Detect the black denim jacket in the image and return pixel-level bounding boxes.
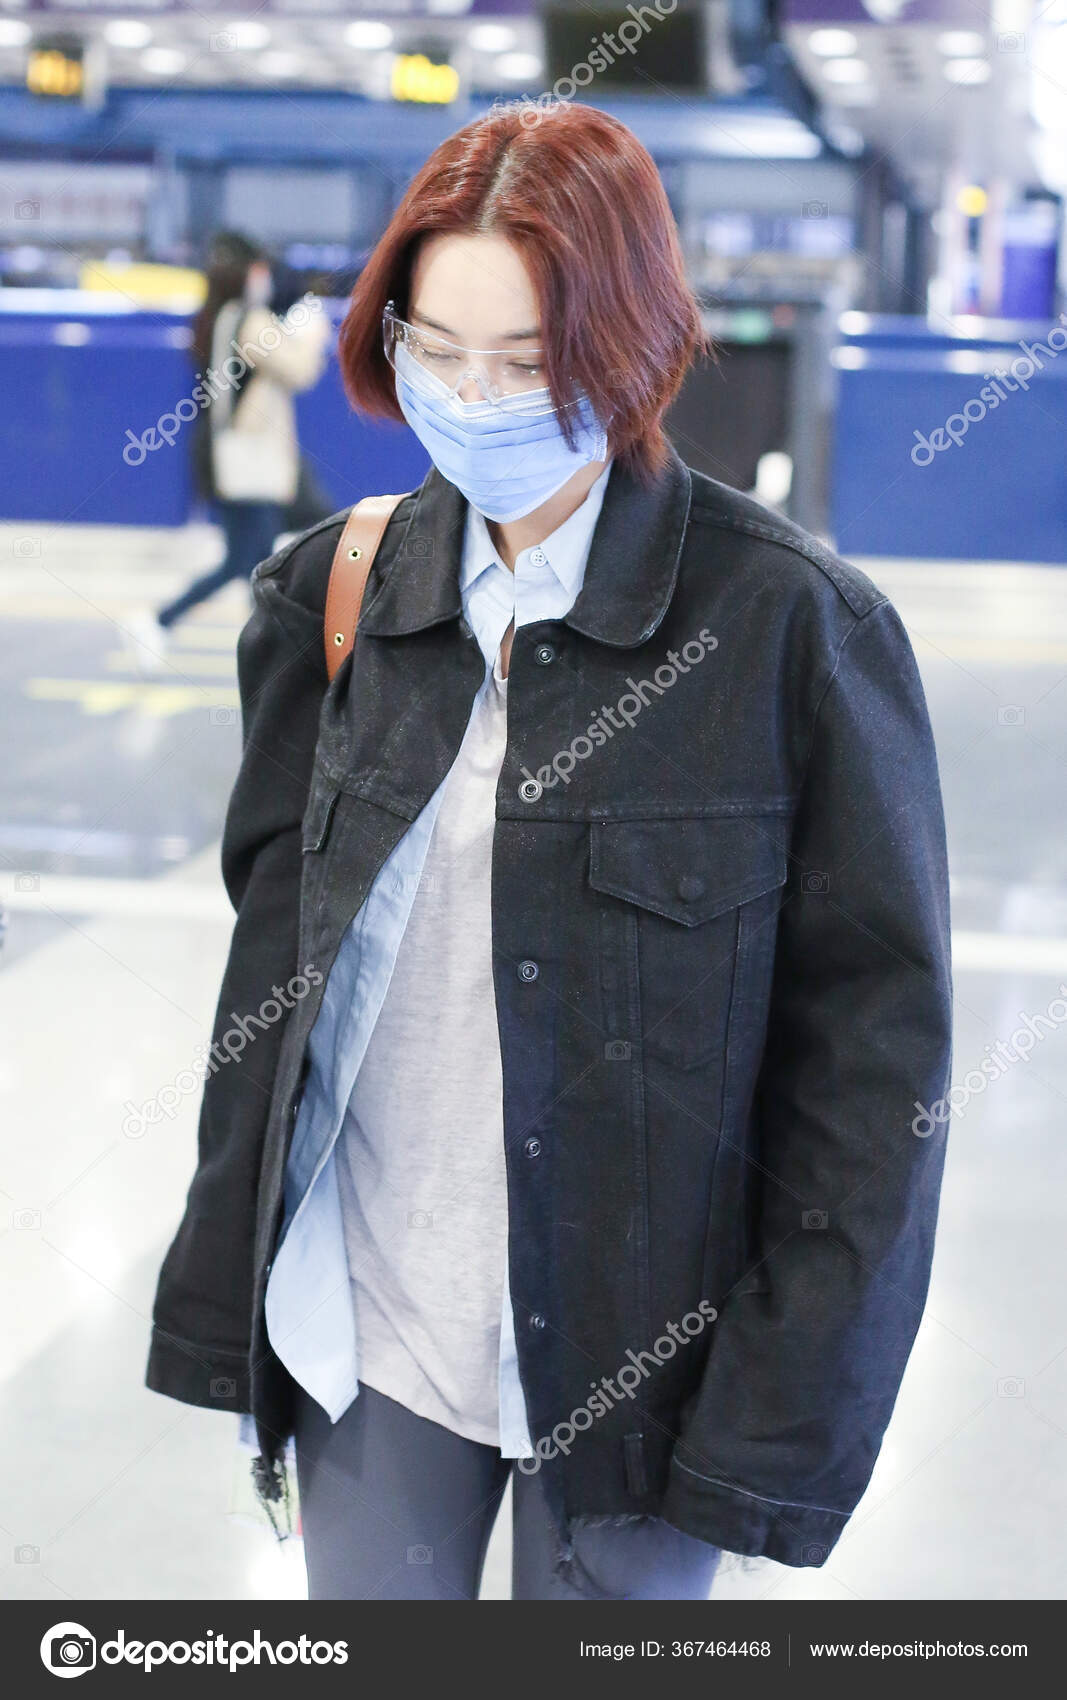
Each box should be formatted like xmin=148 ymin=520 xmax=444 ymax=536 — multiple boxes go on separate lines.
xmin=145 ymin=447 xmax=952 ymax=1568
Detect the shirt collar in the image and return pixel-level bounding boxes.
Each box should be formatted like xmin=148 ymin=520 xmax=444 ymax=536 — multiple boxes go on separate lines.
xmin=356 ymin=446 xmax=692 ymax=650
xmin=458 ymin=459 xmax=614 ymax=612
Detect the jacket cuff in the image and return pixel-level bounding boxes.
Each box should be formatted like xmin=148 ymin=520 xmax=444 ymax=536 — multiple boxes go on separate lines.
xmin=660 ymin=1457 xmax=849 ymax=1568
xmin=145 ymin=1326 xmax=251 ymax=1413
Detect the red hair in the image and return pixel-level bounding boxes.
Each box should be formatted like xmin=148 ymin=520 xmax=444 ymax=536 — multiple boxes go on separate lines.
xmin=338 ymin=102 xmax=705 ymax=480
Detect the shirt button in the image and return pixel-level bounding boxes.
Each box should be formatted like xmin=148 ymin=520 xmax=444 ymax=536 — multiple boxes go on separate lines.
xmin=519 ymin=777 xmax=542 ymax=802
xmin=677 ymin=873 xmax=706 ymax=902
xmin=529 ymin=547 xmax=547 ymax=566
xmin=524 ymin=1136 xmax=542 ymax=1159
xmin=534 ymin=643 xmax=556 ymax=665
xmin=517 ymin=959 xmax=539 ymax=982
xmin=529 ymin=1312 xmax=547 ymax=1330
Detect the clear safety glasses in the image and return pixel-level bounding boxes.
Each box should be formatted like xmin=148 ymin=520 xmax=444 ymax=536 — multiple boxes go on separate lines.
xmin=382 ymin=301 xmax=559 ymax=415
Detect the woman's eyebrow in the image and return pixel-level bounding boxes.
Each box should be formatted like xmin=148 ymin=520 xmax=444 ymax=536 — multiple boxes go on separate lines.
xmin=410 ymin=308 xmax=542 ymax=343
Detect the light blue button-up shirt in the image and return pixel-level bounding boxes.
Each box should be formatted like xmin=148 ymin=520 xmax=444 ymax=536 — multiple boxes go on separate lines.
xmin=242 ymin=462 xmax=612 ymax=1458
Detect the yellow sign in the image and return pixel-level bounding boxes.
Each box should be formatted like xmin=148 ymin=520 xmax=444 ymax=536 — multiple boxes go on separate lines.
xmin=27 ymin=46 xmax=84 ymax=99
xmin=390 ymin=53 xmax=459 ymax=105
xmin=955 ymin=184 xmax=988 ymax=219
xmin=79 ymin=261 xmax=206 ymax=311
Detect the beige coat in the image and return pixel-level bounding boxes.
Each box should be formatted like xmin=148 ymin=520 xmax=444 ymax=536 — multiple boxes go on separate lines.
xmin=213 ymin=298 xmax=331 ymax=503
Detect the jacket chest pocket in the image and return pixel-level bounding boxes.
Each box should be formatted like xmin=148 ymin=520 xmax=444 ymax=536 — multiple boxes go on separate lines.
xmin=588 ymin=815 xmax=789 ymax=1073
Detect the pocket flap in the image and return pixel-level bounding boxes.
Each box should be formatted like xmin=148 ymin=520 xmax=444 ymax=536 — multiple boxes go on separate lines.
xmin=589 ymin=815 xmax=788 ymax=927
xmin=301 ymin=782 xmax=340 ymax=853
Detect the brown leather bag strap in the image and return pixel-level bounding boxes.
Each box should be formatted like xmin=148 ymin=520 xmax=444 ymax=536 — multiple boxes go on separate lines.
xmin=324 ymin=492 xmax=410 ymax=680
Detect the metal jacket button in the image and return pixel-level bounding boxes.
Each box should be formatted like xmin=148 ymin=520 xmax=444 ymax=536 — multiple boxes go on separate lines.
xmin=518 ymin=959 xmax=539 ymax=982
xmin=519 ymin=777 xmax=542 ymax=802
xmin=677 ymin=873 xmax=706 ymax=902
xmin=534 ymin=643 xmax=556 ymax=665
xmin=524 ymin=1136 xmax=542 ymax=1158
xmin=529 ymin=1312 xmax=546 ymax=1330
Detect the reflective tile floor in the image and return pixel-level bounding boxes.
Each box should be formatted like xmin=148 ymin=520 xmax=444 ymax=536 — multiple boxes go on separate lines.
xmin=1 ymin=524 xmax=1065 ymax=1601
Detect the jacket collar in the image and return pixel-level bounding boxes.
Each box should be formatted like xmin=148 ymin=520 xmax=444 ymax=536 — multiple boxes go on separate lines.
xmin=357 ymin=444 xmax=692 ymax=649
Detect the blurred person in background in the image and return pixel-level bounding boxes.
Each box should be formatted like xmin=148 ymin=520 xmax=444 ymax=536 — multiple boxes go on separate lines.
xmin=145 ymin=105 xmax=952 ymax=1601
xmin=272 ymin=259 xmax=343 ymax=534
xmin=129 ymin=230 xmax=330 ymax=664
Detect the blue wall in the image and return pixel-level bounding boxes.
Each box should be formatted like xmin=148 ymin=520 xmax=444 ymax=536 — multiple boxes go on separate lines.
xmin=0 ymin=296 xmax=428 ymax=526
xmin=833 ymin=319 xmax=1067 ymax=563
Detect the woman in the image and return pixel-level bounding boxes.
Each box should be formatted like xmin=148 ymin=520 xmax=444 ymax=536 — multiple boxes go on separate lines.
xmin=131 ymin=231 xmax=329 ymax=663
xmin=145 ymin=104 xmax=953 ymax=1601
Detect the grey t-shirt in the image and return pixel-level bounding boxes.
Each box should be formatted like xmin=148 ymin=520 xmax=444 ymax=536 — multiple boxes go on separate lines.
xmin=335 ymin=646 xmax=510 ymax=1445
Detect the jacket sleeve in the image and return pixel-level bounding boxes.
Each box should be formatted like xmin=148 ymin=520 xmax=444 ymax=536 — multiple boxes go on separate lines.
xmin=144 ymin=552 xmax=327 ymax=1413
xmin=661 ymin=596 xmax=953 ymax=1567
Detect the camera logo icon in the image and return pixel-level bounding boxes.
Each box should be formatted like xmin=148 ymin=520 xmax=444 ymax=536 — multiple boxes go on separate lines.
xmin=40 ymin=1622 xmax=96 ymax=1677
xmin=996 ymin=1376 xmax=1025 ymax=1398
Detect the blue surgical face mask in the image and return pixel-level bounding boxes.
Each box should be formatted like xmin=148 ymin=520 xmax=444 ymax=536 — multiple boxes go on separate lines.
xmin=393 ymin=342 xmax=608 ymax=522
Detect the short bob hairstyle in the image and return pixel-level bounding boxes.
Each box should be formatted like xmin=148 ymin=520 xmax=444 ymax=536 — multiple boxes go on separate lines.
xmin=338 ymin=102 xmax=705 ymax=481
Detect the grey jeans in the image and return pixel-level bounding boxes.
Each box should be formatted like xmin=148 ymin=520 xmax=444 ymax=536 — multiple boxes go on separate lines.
xmin=293 ymin=1381 xmax=721 ymax=1601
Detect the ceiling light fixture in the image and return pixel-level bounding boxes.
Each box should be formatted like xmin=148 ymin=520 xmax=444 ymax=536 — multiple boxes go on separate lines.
xmin=470 ymin=24 xmax=517 ymax=54
xmin=495 ymin=51 xmax=542 ymax=81
xmin=937 ymin=31 xmax=987 ymax=56
xmin=821 ymin=58 xmax=870 ymax=84
xmin=104 ymin=21 xmax=153 ymax=50
xmin=944 ymin=58 xmax=991 ymax=83
xmin=808 ymin=29 xmax=858 ymax=57
xmin=345 ymin=22 xmax=395 ymax=50
xmin=141 ymin=48 xmax=187 ymax=75
xmin=225 ymin=22 xmax=271 ymax=51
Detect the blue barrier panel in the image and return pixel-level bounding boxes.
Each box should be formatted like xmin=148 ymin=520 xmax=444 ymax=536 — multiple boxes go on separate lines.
xmin=0 ymin=304 xmax=194 ymax=525
xmin=832 ymin=343 xmax=1067 ymax=562
xmin=836 ymin=311 xmax=1067 ymax=352
xmin=0 ymin=294 xmax=429 ymax=526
